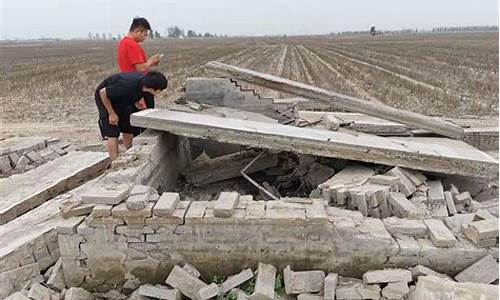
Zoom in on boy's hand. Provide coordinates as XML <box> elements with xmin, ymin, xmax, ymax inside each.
<box><xmin>109</xmin><ymin>113</ymin><xmax>119</xmax><ymax>126</ymax></box>
<box><xmin>150</xmin><ymin>54</ymin><xmax>162</xmax><ymax>66</ymax></box>
<box><xmin>135</xmin><ymin>98</ymin><xmax>147</xmax><ymax>110</ymax></box>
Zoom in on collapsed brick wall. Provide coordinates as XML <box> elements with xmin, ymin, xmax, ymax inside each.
<box><xmin>56</xmin><ymin>131</ymin><xmax>489</xmax><ymax>292</ymax></box>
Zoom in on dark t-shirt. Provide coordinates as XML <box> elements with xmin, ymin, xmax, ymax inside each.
<box><xmin>95</xmin><ymin>72</ymin><xmax>154</xmax><ymax>117</ymax></box>
<box><xmin>96</xmin><ymin>72</ymin><xmax>150</xmax><ymax>107</ymax></box>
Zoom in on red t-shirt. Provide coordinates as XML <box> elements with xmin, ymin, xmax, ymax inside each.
<box><xmin>118</xmin><ymin>36</ymin><xmax>147</xmax><ymax>73</ymax></box>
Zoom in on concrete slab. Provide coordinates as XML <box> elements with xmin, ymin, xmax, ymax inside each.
<box><xmin>131</xmin><ymin>110</ymin><xmax>497</xmax><ymax>178</ymax></box>
<box><xmin>0</xmin><ymin>151</ymin><xmax>109</xmax><ymax>224</ymax></box>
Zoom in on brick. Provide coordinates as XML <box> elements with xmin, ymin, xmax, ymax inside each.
<box><xmin>396</xmin><ymin>236</ymin><xmax>421</xmax><ymax>257</ymax></box>
<box><xmin>386</xmin><ymin>167</ymin><xmax>416</xmax><ymax>196</ymax></box>
<box><xmin>165</xmin><ymin>265</ymin><xmax>208</xmax><ymax>300</ymax></box>
<box><xmin>410</xmin><ymin>265</ymin><xmax>453</xmax><ymax>282</ymax></box>
<box><xmin>185</xmin><ymin>201</ymin><xmax>208</xmax><ymax>223</ymax></box>
<box><xmin>336</xmin><ymin>279</ymin><xmax>381</xmax><ymax>300</ymax></box>
<box><xmin>214</xmin><ymin>192</ymin><xmax>240</xmax><ymax>218</ymax></box>
<box><xmin>323</xmin><ymin>273</ymin><xmax>338</xmax><ymax>300</ymax></box>
<box><xmin>81</xmin><ymin>183</ymin><xmax>130</xmax><ymax>205</ymax></box>
<box><xmin>154</xmin><ymin>193</ymin><xmax>180</xmax><ymax>217</ymax></box>
<box><xmin>65</xmin><ymin>287</ymin><xmax>94</xmax><ymax>300</ymax></box>
<box><xmin>363</xmin><ymin>269</ymin><xmax>412</xmax><ymax>284</ymax></box>
<box><xmin>474</xmin><ymin>209</ymin><xmax>496</xmax><ymax>221</ymax></box>
<box><xmin>220</xmin><ymin>268</ymin><xmax>254</xmax><ymax>294</ymax></box>
<box><xmin>424</xmin><ymin>219</ymin><xmax>456</xmax><ymax>248</ymax></box>
<box><xmin>443</xmin><ymin>213</ymin><xmax>475</xmax><ymax>234</ymax></box>
<box><xmin>382</xmin><ymin>281</ymin><xmax>409</xmax><ymax>299</ymax></box>
<box><xmin>297</xmin><ymin>294</ymin><xmax>322</xmax><ymax>300</ymax></box>
<box><xmin>455</xmin><ymin>255</ymin><xmax>499</xmax><ymax>283</ymax></box>
<box><xmin>138</xmin><ymin>284</ymin><xmax>181</xmax><ymax>300</ymax></box>
<box><xmin>56</xmin><ymin>216</ymin><xmax>85</xmax><ymax>234</ymax></box>
<box><xmin>183</xmin><ymin>263</ymin><xmax>201</xmax><ymax>278</ymax></box>
<box><xmin>127</xmin><ymin>193</ymin><xmax>148</xmax><ymax>210</ymax></box>
<box><xmin>463</xmin><ymin>219</ymin><xmax>499</xmax><ymax>243</ymax></box>
<box><xmin>5</xmin><ymin>292</ymin><xmax>30</xmax><ymax>300</ymax></box>
<box><xmin>246</xmin><ymin>201</ymin><xmax>266</xmax><ymax>219</ymax></box>
<box><xmin>28</xmin><ymin>282</ymin><xmax>52</xmax><ymax>300</ymax></box>
<box><xmin>47</xmin><ymin>258</ymin><xmax>65</xmax><ymax>291</ymax></box>
<box><xmin>387</xmin><ymin>193</ymin><xmax>423</xmax><ymax>218</ymax></box>
<box><xmin>369</xmin><ymin>175</ymin><xmax>400</xmax><ymax>186</ymax></box>
<box><xmin>0</xmin><ymin>156</ymin><xmax>12</xmax><ymax>173</ymax></box>
<box><xmin>454</xmin><ymin>192</ymin><xmax>472</xmax><ymax>205</ymax></box>
<box><xmin>90</xmin><ymin>204</ymin><xmax>112</xmax><ymax>218</ymax></box>
<box><xmin>283</xmin><ymin>265</ymin><xmax>325</xmax><ymax>295</ymax></box>
<box><xmin>249</xmin><ymin>263</ymin><xmax>276</xmax><ymax>300</ymax></box>
<box><xmin>444</xmin><ymin>191</ymin><xmax>457</xmax><ymax>215</ymax></box>
<box><xmin>198</xmin><ymin>283</ymin><xmax>219</xmax><ymax>300</ymax></box>
<box><xmin>383</xmin><ymin>217</ymin><xmax>428</xmax><ymax>237</ymax></box>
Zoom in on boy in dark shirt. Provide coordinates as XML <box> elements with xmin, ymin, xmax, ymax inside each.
<box><xmin>95</xmin><ymin>71</ymin><xmax>168</xmax><ymax>160</ymax></box>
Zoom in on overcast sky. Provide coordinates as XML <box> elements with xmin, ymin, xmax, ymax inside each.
<box><xmin>1</xmin><ymin>0</ymin><xmax>498</xmax><ymax>39</ymax></box>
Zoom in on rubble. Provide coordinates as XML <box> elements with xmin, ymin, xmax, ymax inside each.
<box><xmin>138</xmin><ymin>284</ymin><xmax>181</xmax><ymax>300</ymax></box>
<box><xmin>283</xmin><ymin>265</ymin><xmax>325</xmax><ymax>294</ymax></box>
<box><xmin>408</xmin><ymin>275</ymin><xmax>498</xmax><ymax>300</ymax></box>
<box><xmin>362</xmin><ymin>269</ymin><xmax>412</xmax><ymax>284</ymax></box>
<box><xmin>454</xmin><ymin>254</ymin><xmax>499</xmax><ymax>283</ymax></box>
<box><xmin>323</xmin><ymin>273</ymin><xmax>338</xmax><ymax>300</ymax></box>
<box><xmin>250</xmin><ymin>263</ymin><xmax>276</xmax><ymax>300</ymax></box>
<box><xmin>219</xmin><ymin>268</ymin><xmax>254</xmax><ymax>294</ymax></box>
<box><xmin>165</xmin><ymin>265</ymin><xmax>208</xmax><ymax>300</ymax></box>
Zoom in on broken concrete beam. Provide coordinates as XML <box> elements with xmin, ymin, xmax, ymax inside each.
<box><xmin>60</xmin><ymin>203</ymin><xmax>94</xmax><ymax>219</ymax></box>
<box><xmin>424</xmin><ymin>219</ymin><xmax>456</xmax><ymax>248</ymax></box>
<box><xmin>382</xmin><ymin>281</ymin><xmax>409</xmax><ymax>299</ymax></box>
<box><xmin>463</xmin><ymin>219</ymin><xmax>499</xmax><ymax>244</ymax></box>
<box><xmin>131</xmin><ymin>110</ymin><xmax>497</xmax><ymax>179</ymax></box>
<box><xmin>205</xmin><ymin>61</ymin><xmax>464</xmax><ymax>139</ymax></box>
<box><xmin>283</xmin><ymin>265</ymin><xmax>325</xmax><ymax>294</ymax></box>
<box><xmin>183</xmin><ymin>151</ymin><xmax>279</xmax><ymax>186</ymax></box>
<box><xmin>444</xmin><ymin>191</ymin><xmax>457</xmax><ymax>216</ymax></box>
<box><xmin>474</xmin><ymin>209</ymin><xmax>496</xmax><ymax>221</ymax></box>
<box><xmin>454</xmin><ymin>255</ymin><xmax>499</xmax><ymax>284</ymax></box>
<box><xmin>462</xmin><ymin>127</ymin><xmax>499</xmax><ymax>151</ymax></box>
<box><xmin>0</xmin><ymin>136</ymin><xmax>48</xmax><ymax>156</ymax></box>
<box><xmin>250</xmin><ymin>263</ymin><xmax>276</xmax><ymax>300</ymax></box>
<box><xmin>47</xmin><ymin>258</ymin><xmax>65</xmax><ymax>291</ymax></box>
<box><xmin>335</xmin><ymin>278</ymin><xmax>381</xmax><ymax>300</ymax></box>
<box><xmin>165</xmin><ymin>265</ymin><xmax>208</xmax><ymax>300</ymax></box>
<box><xmin>214</xmin><ymin>192</ymin><xmax>240</xmax><ymax>218</ymax></box>
<box><xmin>0</xmin><ymin>151</ymin><xmax>109</xmax><ymax>224</ymax></box>
<box><xmin>387</xmin><ymin>192</ymin><xmax>423</xmax><ymax>219</ymax></box>
<box><xmin>408</xmin><ymin>275</ymin><xmax>498</xmax><ymax>300</ymax></box>
<box><xmin>363</xmin><ymin>269</ymin><xmax>412</xmax><ymax>284</ymax></box>
<box><xmin>410</xmin><ymin>265</ymin><xmax>453</xmax><ymax>281</ymax></box>
<box><xmin>65</xmin><ymin>287</ymin><xmax>94</xmax><ymax>300</ymax></box>
<box><xmin>323</xmin><ymin>273</ymin><xmax>338</xmax><ymax>300</ymax></box>
<box><xmin>81</xmin><ymin>183</ymin><xmax>130</xmax><ymax>205</ymax></box>
<box><xmin>198</xmin><ymin>283</ymin><xmax>219</xmax><ymax>300</ymax></box>
<box><xmin>138</xmin><ymin>284</ymin><xmax>181</xmax><ymax>300</ymax></box>
<box><xmin>220</xmin><ymin>268</ymin><xmax>254</xmax><ymax>294</ymax></box>
<box><xmin>154</xmin><ymin>193</ymin><xmax>180</xmax><ymax>218</ymax></box>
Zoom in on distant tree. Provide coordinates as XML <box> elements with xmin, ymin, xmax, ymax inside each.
<box><xmin>167</xmin><ymin>26</ymin><xmax>184</xmax><ymax>38</ymax></box>
<box><xmin>88</xmin><ymin>32</ymin><xmax>93</xmax><ymax>40</ymax></box>
<box><xmin>94</xmin><ymin>33</ymin><xmax>100</xmax><ymax>40</ymax></box>
<box><xmin>187</xmin><ymin>30</ymin><xmax>197</xmax><ymax>37</ymax></box>
<box><xmin>203</xmin><ymin>32</ymin><xmax>214</xmax><ymax>38</ymax></box>
<box><xmin>154</xmin><ymin>31</ymin><xmax>161</xmax><ymax>39</ymax></box>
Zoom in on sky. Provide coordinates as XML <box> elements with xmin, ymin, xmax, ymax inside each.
<box><xmin>1</xmin><ymin>0</ymin><xmax>498</xmax><ymax>39</ymax></box>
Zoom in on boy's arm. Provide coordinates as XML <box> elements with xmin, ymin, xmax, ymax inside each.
<box><xmin>99</xmin><ymin>88</ymin><xmax>119</xmax><ymax>125</ymax></box>
<box><xmin>134</xmin><ymin>54</ymin><xmax>162</xmax><ymax>72</ymax></box>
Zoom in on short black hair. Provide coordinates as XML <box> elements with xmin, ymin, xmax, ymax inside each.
<box><xmin>143</xmin><ymin>71</ymin><xmax>168</xmax><ymax>90</ymax></box>
<box><xmin>129</xmin><ymin>17</ymin><xmax>151</xmax><ymax>32</ymax></box>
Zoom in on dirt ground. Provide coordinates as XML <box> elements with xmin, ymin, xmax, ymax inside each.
<box><xmin>0</xmin><ymin>33</ymin><xmax>498</xmax><ymax>148</ymax></box>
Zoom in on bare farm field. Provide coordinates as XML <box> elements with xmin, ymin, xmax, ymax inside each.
<box><xmin>0</xmin><ymin>33</ymin><xmax>498</xmax><ymax>147</ymax></box>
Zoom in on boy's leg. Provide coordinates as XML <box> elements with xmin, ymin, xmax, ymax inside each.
<box><xmin>122</xmin><ymin>133</ymin><xmax>134</xmax><ymax>149</ymax></box>
<box><xmin>106</xmin><ymin>138</ymin><xmax>119</xmax><ymax>160</ymax></box>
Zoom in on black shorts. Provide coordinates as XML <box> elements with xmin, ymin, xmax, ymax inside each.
<box><xmin>95</xmin><ymin>92</ymin><xmax>141</xmax><ymax>138</ymax></box>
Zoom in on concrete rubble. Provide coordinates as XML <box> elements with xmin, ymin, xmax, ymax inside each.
<box><xmin>0</xmin><ymin>66</ymin><xmax>498</xmax><ymax>300</ymax></box>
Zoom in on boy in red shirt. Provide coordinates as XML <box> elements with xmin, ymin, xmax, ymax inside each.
<box><xmin>118</xmin><ymin>17</ymin><xmax>161</xmax><ymax>74</ymax></box>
